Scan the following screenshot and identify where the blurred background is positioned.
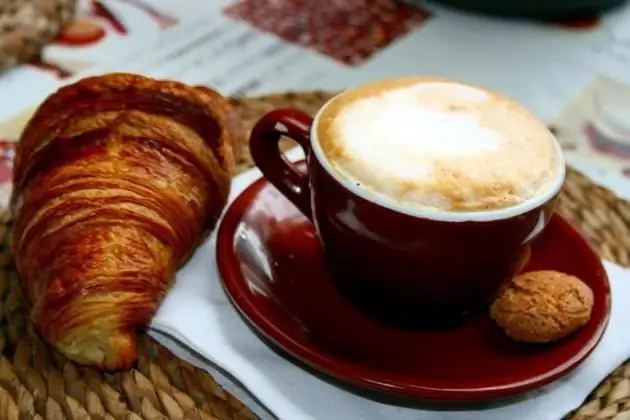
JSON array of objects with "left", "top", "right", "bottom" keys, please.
[{"left": 1, "top": 0, "right": 630, "bottom": 200}]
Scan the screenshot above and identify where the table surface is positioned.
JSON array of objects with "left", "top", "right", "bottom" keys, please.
[{"left": 2, "top": 1, "right": 630, "bottom": 419}]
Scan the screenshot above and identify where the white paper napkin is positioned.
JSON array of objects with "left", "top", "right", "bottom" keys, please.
[{"left": 149, "top": 148, "right": 630, "bottom": 420}]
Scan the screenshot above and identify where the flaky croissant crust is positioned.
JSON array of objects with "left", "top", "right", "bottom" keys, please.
[{"left": 11, "top": 73, "right": 240, "bottom": 370}]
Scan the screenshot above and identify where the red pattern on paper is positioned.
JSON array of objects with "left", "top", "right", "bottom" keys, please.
[
  {"left": 92, "top": 0, "right": 129, "bottom": 34},
  {"left": 28, "top": 61, "right": 74, "bottom": 79},
  {"left": 116, "top": 0, "right": 178, "bottom": 30},
  {"left": 55, "top": 19, "right": 107, "bottom": 46},
  {"left": 91, "top": 0, "right": 178, "bottom": 33},
  {"left": 224, "top": 0, "right": 432, "bottom": 66},
  {"left": 0, "top": 141, "right": 15, "bottom": 184},
  {"left": 552, "top": 16, "right": 601, "bottom": 30}
]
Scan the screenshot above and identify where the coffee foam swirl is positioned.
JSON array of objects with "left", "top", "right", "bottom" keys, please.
[{"left": 317, "top": 77, "right": 562, "bottom": 212}]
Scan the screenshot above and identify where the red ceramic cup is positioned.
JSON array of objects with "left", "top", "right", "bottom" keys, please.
[{"left": 249, "top": 106, "right": 566, "bottom": 327}]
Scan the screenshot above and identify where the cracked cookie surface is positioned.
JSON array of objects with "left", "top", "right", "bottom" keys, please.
[{"left": 490, "top": 270, "right": 594, "bottom": 343}]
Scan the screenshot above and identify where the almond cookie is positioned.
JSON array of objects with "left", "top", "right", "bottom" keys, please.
[{"left": 490, "top": 270, "right": 594, "bottom": 343}]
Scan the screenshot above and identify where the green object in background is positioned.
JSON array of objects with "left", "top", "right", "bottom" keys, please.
[{"left": 417, "top": 0, "right": 627, "bottom": 19}]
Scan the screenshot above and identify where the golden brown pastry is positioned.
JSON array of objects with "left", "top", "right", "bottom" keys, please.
[
  {"left": 490, "top": 270, "right": 594, "bottom": 343},
  {"left": 11, "top": 73, "right": 242, "bottom": 370}
]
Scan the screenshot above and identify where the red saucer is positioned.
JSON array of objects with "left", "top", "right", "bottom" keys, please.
[{"left": 216, "top": 173, "right": 611, "bottom": 402}]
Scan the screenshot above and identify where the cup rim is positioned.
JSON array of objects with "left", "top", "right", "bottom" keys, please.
[{"left": 309, "top": 90, "right": 567, "bottom": 223}]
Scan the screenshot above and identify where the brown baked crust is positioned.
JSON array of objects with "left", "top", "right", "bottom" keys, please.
[
  {"left": 490, "top": 270, "right": 594, "bottom": 343},
  {"left": 11, "top": 73, "right": 239, "bottom": 370}
]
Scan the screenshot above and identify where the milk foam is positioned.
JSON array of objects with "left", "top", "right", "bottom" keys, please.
[{"left": 317, "top": 78, "right": 562, "bottom": 212}]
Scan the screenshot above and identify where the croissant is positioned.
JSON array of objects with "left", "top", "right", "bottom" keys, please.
[{"left": 10, "top": 73, "right": 242, "bottom": 370}]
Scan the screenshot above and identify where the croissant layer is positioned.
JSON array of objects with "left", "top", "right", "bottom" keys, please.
[{"left": 11, "top": 73, "right": 240, "bottom": 370}]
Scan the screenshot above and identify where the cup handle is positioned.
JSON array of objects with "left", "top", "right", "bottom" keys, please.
[{"left": 249, "top": 108, "right": 313, "bottom": 219}]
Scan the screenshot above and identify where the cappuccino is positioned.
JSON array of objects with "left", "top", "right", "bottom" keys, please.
[{"left": 316, "top": 77, "right": 563, "bottom": 212}]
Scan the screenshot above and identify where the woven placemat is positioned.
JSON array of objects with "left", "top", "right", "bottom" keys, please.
[
  {"left": 0, "top": 91, "right": 628, "bottom": 419},
  {"left": 0, "top": 0, "right": 76, "bottom": 71}
]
